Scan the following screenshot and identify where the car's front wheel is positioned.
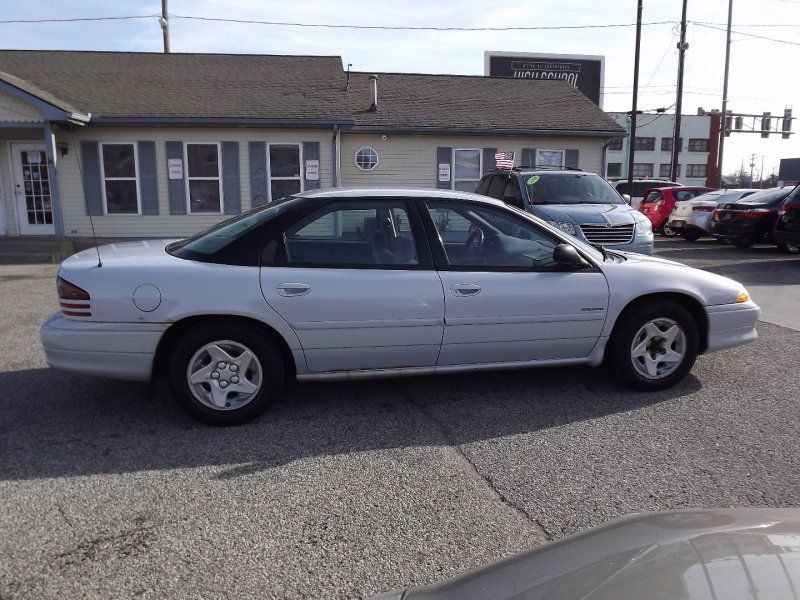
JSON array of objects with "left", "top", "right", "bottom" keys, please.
[
  {"left": 168, "top": 322, "right": 284, "bottom": 425},
  {"left": 609, "top": 301, "right": 699, "bottom": 391},
  {"left": 681, "top": 231, "right": 702, "bottom": 242}
]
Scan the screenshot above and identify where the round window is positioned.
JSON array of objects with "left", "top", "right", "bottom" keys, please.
[{"left": 355, "top": 147, "right": 379, "bottom": 171}]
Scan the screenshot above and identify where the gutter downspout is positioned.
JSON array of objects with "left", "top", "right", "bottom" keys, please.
[
  {"left": 332, "top": 124, "right": 341, "bottom": 187},
  {"left": 601, "top": 138, "right": 613, "bottom": 178}
]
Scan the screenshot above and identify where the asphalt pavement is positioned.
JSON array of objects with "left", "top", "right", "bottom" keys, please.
[{"left": 1, "top": 239, "right": 798, "bottom": 599}]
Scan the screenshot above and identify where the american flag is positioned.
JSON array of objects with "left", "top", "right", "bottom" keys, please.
[{"left": 494, "top": 151, "right": 515, "bottom": 170}]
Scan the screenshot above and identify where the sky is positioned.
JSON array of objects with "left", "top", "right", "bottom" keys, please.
[{"left": 2, "top": 0, "right": 799, "bottom": 177}]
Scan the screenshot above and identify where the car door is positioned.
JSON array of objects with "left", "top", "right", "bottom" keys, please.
[
  {"left": 260, "top": 198, "right": 444, "bottom": 373},
  {"left": 421, "top": 199, "right": 609, "bottom": 366}
]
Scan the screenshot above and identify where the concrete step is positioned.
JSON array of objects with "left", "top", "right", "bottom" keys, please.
[{"left": 0, "top": 251, "right": 62, "bottom": 264}]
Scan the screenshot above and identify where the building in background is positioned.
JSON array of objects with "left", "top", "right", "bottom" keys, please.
[
  {"left": 605, "top": 111, "right": 716, "bottom": 186},
  {"left": 778, "top": 158, "right": 800, "bottom": 187}
]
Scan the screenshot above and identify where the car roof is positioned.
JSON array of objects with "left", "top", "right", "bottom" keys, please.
[{"left": 296, "top": 187, "right": 506, "bottom": 207}]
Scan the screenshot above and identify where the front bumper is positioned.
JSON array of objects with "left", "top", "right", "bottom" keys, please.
[
  {"left": 40, "top": 314, "right": 168, "bottom": 381},
  {"left": 668, "top": 212, "right": 713, "bottom": 234},
  {"left": 705, "top": 300, "right": 760, "bottom": 353}
]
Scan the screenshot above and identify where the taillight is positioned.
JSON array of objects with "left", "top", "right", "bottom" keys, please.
[
  {"left": 736, "top": 209, "right": 771, "bottom": 220},
  {"left": 779, "top": 204, "right": 800, "bottom": 214},
  {"left": 57, "top": 276, "right": 91, "bottom": 317},
  {"left": 692, "top": 206, "right": 715, "bottom": 212},
  {"left": 713, "top": 209, "right": 722, "bottom": 218},
  {"left": 654, "top": 199, "right": 664, "bottom": 209}
]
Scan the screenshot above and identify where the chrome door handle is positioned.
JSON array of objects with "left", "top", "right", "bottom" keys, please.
[
  {"left": 450, "top": 284, "right": 481, "bottom": 297},
  {"left": 276, "top": 283, "right": 311, "bottom": 297}
]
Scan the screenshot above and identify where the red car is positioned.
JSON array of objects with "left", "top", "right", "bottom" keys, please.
[{"left": 640, "top": 186, "right": 715, "bottom": 236}]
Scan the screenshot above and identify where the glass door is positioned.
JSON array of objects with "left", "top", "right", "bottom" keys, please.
[{"left": 12, "top": 144, "right": 54, "bottom": 236}]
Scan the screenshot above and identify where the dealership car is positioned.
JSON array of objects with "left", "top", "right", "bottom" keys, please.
[
  {"left": 370, "top": 508, "right": 800, "bottom": 600},
  {"left": 42, "top": 189, "right": 759, "bottom": 425},
  {"left": 639, "top": 185, "right": 715, "bottom": 236},
  {"left": 610, "top": 178, "right": 680, "bottom": 210},
  {"left": 477, "top": 167, "right": 654, "bottom": 254},
  {"left": 773, "top": 184, "right": 800, "bottom": 252},
  {"left": 710, "top": 186, "right": 795, "bottom": 248},
  {"left": 668, "top": 188, "right": 757, "bottom": 241}
]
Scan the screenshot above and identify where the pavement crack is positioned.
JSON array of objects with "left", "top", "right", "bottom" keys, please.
[
  {"left": 55, "top": 500, "right": 75, "bottom": 529},
  {"left": 392, "top": 381, "right": 551, "bottom": 541}
]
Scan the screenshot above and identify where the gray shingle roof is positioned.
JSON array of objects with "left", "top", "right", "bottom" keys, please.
[
  {"left": 0, "top": 50, "right": 623, "bottom": 134},
  {"left": 0, "top": 50, "right": 349, "bottom": 121},
  {"left": 345, "top": 72, "right": 623, "bottom": 134}
]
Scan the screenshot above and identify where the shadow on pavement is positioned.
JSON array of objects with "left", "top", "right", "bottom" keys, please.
[{"left": 0, "top": 365, "right": 701, "bottom": 481}]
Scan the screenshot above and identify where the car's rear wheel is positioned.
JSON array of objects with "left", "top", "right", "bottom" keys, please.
[
  {"left": 660, "top": 222, "right": 678, "bottom": 237},
  {"left": 168, "top": 322, "right": 283, "bottom": 425},
  {"left": 777, "top": 243, "right": 799, "bottom": 254},
  {"left": 733, "top": 238, "right": 753, "bottom": 248},
  {"left": 609, "top": 301, "right": 699, "bottom": 391},
  {"left": 681, "top": 231, "right": 702, "bottom": 242}
]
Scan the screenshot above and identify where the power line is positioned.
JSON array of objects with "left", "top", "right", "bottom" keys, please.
[
  {"left": 168, "top": 14, "right": 677, "bottom": 31},
  {"left": 692, "top": 21, "right": 800, "bottom": 45},
  {"left": 0, "top": 14, "right": 158, "bottom": 24}
]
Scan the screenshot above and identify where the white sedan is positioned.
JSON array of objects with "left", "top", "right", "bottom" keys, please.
[{"left": 41, "top": 189, "right": 760, "bottom": 425}]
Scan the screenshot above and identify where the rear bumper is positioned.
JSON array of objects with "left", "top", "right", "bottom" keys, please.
[
  {"left": 704, "top": 301, "right": 760, "bottom": 353},
  {"left": 668, "top": 212, "right": 712, "bottom": 233},
  {"left": 40, "top": 314, "right": 167, "bottom": 381},
  {"left": 709, "top": 220, "right": 757, "bottom": 239}
]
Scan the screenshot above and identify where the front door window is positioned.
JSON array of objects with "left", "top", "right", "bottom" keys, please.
[{"left": 14, "top": 147, "right": 54, "bottom": 235}]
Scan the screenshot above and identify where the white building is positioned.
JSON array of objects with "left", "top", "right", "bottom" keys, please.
[{"left": 606, "top": 112, "right": 714, "bottom": 185}]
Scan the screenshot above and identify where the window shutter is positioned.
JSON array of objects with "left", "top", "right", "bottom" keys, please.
[
  {"left": 565, "top": 149, "right": 580, "bottom": 169},
  {"left": 483, "top": 148, "right": 497, "bottom": 174},
  {"left": 221, "top": 141, "right": 241, "bottom": 215},
  {"left": 79, "top": 141, "right": 103, "bottom": 216},
  {"left": 436, "top": 147, "right": 451, "bottom": 189},
  {"left": 249, "top": 142, "right": 267, "bottom": 207},
  {"left": 303, "top": 141, "right": 321, "bottom": 191},
  {"left": 521, "top": 148, "right": 536, "bottom": 167},
  {"left": 137, "top": 141, "right": 159, "bottom": 215},
  {"left": 165, "top": 141, "right": 186, "bottom": 215}
]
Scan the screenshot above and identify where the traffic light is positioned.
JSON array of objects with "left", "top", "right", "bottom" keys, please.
[
  {"left": 783, "top": 108, "right": 793, "bottom": 140},
  {"left": 734, "top": 115, "right": 743, "bottom": 130},
  {"left": 761, "top": 112, "right": 772, "bottom": 138},
  {"left": 725, "top": 112, "right": 732, "bottom": 137}
]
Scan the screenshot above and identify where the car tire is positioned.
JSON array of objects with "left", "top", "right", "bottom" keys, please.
[
  {"left": 167, "top": 322, "right": 284, "bottom": 425},
  {"left": 608, "top": 300, "right": 699, "bottom": 391},
  {"left": 681, "top": 231, "right": 702, "bottom": 242},
  {"left": 660, "top": 223, "right": 678, "bottom": 237},
  {"left": 777, "top": 243, "right": 799, "bottom": 254},
  {"left": 733, "top": 238, "right": 753, "bottom": 249}
]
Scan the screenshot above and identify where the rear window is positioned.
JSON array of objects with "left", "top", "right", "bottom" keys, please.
[
  {"left": 643, "top": 191, "right": 662, "bottom": 202},
  {"left": 738, "top": 188, "right": 792, "bottom": 205}
]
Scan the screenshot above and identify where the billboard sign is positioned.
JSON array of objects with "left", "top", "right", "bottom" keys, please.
[{"left": 484, "top": 51, "right": 605, "bottom": 106}]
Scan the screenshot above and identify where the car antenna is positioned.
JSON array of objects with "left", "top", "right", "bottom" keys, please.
[{"left": 70, "top": 129, "right": 102, "bottom": 268}]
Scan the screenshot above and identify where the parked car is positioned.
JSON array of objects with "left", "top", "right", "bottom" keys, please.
[
  {"left": 477, "top": 167, "right": 654, "bottom": 255},
  {"left": 370, "top": 508, "right": 800, "bottom": 600},
  {"left": 668, "top": 188, "right": 758, "bottom": 241},
  {"left": 42, "top": 189, "right": 759, "bottom": 425},
  {"left": 773, "top": 184, "right": 800, "bottom": 252},
  {"left": 710, "top": 186, "right": 795, "bottom": 248},
  {"left": 639, "top": 186, "right": 715, "bottom": 236},
  {"left": 609, "top": 178, "right": 680, "bottom": 210}
]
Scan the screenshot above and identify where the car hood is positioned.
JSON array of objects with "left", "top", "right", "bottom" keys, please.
[
  {"left": 372, "top": 509, "right": 800, "bottom": 600},
  {"left": 532, "top": 203, "right": 639, "bottom": 225}
]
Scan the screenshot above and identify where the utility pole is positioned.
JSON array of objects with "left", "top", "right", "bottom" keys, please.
[
  {"left": 627, "top": 0, "right": 643, "bottom": 194},
  {"left": 160, "top": 0, "right": 170, "bottom": 53},
  {"left": 749, "top": 153, "right": 756, "bottom": 188},
  {"left": 717, "top": 0, "right": 733, "bottom": 186},
  {"left": 670, "top": 0, "right": 689, "bottom": 182},
  {"left": 760, "top": 155, "right": 764, "bottom": 188}
]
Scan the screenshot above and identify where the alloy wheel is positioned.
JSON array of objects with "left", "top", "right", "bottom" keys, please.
[
  {"left": 630, "top": 318, "right": 687, "bottom": 380},
  {"left": 187, "top": 340, "right": 263, "bottom": 410}
]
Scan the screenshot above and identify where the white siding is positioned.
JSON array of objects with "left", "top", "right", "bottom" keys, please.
[
  {"left": 340, "top": 133, "right": 606, "bottom": 188},
  {"left": 0, "top": 128, "right": 46, "bottom": 236},
  {"left": 0, "top": 89, "right": 44, "bottom": 123},
  {"left": 55, "top": 127, "right": 334, "bottom": 239}
]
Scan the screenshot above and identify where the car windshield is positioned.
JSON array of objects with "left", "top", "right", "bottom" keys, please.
[
  {"left": 526, "top": 173, "right": 625, "bottom": 205},
  {"left": 168, "top": 195, "right": 299, "bottom": 256}
]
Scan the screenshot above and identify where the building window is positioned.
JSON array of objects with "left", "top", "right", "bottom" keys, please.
[
  {"left": 269, "top": 144, "right": 303, "bottom": 201},
  {"left": 634, "top": 137, "right": 655, "bottom": 151},
  {"left": 608, "top": 138, "right": 623, "bottom": 151},
  {"left": 687, "top": 164, "right": 707, "bottom": 178},
  {"left": 661, "top": 137, "right": 682, "bottom": 152},
  {"left": 659, "top": 164, "right": 680, "bottom": 178},
  {"left": 100, "top": 143, "right": 139, "bottom": 214},
  {"left": 453, "top": 148, "right": 482, "bottom": 192},
  {"left": 185, "top": 143, "right": 222, "bottom": 213},
  {"left": 537, "top": 149, "right": 565, "bottom": 167},
  {"left": 355, "top": 146, "right": 378, "bottom": 171},
  {"left": 632, "top": 163, "right": 654, "bottom": 178},
  {"left": 688, "top": 138, "right": 710, "bottom": 152},
  {"left": 607, "top": 162, "right": 622, "bottom": 178}
]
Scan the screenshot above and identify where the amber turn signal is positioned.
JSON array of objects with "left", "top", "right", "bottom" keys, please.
[{"left": 737, "top": 292, "right": 750, "bottom": 303}]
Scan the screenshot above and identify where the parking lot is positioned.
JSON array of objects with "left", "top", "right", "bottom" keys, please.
[{"left": 1, "top": 238, "right": 799, "bottom": 599}]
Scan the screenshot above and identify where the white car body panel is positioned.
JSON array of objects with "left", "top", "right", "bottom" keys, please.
[
  {"left": 41, "top": 188, "right": 760, "bottom": 384},
  {"left": 669, "top": 189, "right": 755, "bottom": 235}
]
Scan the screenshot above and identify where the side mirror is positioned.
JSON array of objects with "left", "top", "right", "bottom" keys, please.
[
  {"left": 553, "top": 243, "right": 586, "bottom": 268},
  {"left": 622, "top": 193, "right": 632, "bottom": 204}
]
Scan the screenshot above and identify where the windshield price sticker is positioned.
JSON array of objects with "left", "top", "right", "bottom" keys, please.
[{"left": 527, "top": 175, "right": 540, "bottom": 185}]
